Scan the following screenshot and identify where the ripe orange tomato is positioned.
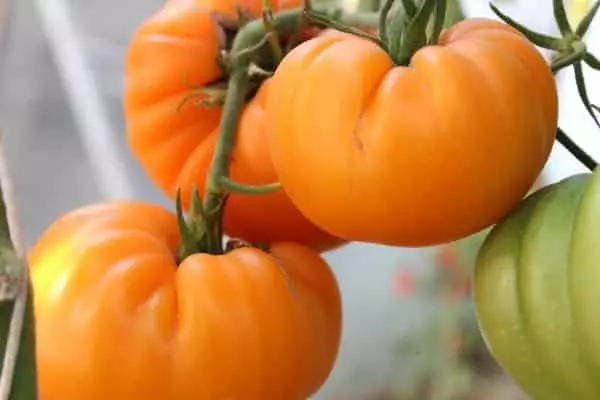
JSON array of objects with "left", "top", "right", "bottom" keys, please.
[
  {"left": 29, "top": 201, "right": 342, "bottom": 400},
  {"left": 124, "top": 0, "right": 342, "bottom": 250},
  {"left": 266, "top": 19, "right": 558, "bottom": 247}
]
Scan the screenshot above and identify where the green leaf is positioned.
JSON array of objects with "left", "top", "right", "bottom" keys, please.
[
  {"left": 189, "top": 186, "right": 205, "bottom": 220},
  {"left": 429, "top": 0, "right": 448, "bottom": 44},
  {"left": 394, "top": 0, "right": 439, "bottom": 64},
  {"left": 553, "top": 0, "right": 573, "bottom": 35},
  {"left": 584, "top": 52, "right": 600, "bottom": 70},
  {"left": 401, "top": 0, "right": 418, "bottom": 18},
  {"left": 175, "top": 189, "right": 200, "bottom": 262},
  {"left": 444, "top": 0, "right": 465, "bottom": 28},
  {"left": 574, "top": 61, "right": 600, "bottom": 129},
  {"left": 379, "top": 0, "right": 395, "bottom": 44},
  {"left": 490, "top": 3, "right": 564, "bottom": 50},
  {"left": 576, "top": 0, "right": 600, "bottom": 37}
]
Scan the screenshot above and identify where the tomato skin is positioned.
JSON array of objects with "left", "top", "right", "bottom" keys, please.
[
  {"left": 475, "top": 170, "right": 600, "bottom": 399},
  {"left": 124, "top": 0, "right": 342, "bottom": 250},
  {"left": 29, "top": 201, "right": 342, "bottom": 400},
  {"left": 266, "top": 18, "right": 558, "bottom": 247}
]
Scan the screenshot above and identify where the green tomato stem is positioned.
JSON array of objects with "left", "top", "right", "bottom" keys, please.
[
  {"left": 573, "top": 61, "right": 600, "bottom": 129},
  {"left": 305, "top": 10, "right": 385, "bottom": 46},
  {"left": 202, "top": 67, "right": 249, "bottom": 249},
  {"left": 576, "top": 0, "right": 600, "bottom": 37},
  {"left": 202, "top": 7, "right": 378, "bottom": 253},
  {"left": 556, "top": 128, "right": 597, "bottom": 171},
  {"left": 261, "top": 0, "right": 284, "bottom": 63},
  {"left": 550, "top": 64, "right": 598, "bottom": 172},
  {"left": 204, "top": 11, "right": 303, "bottom": 213},
  {"left": 553, "top": 0, "right": 573, "bottom": 36},
  {"left": 175, "top": 189, "right": 203, "bottom": 261},
  {"left": 584, "top": 52, "right": 600, "bottom": 70},
  {"left": 221, "top": 178, "right": 282, "bottom": 195},
  {"left": 490, "top": 3, "right": 566, "bottom": 51},
  {"left": 550, "top": 44, "right": 586, "bottom": 73}
]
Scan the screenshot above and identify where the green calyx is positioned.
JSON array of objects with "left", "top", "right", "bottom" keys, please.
[
  {"left": 306, "top": 0, "right": 453, "bottom": 66},
  {"left": 385, "top": 0, "right": 438, "bottom": 65},
  {"left": 491, "top": 0, "right": 600, "bottom": 129},
  {"left": 174, "top": 187, "right": 273, "bottom": 262},
  {"left": 382, "top": 0, "right": 462, "bottom": 64},
  {"left": 176, "top": 187, "right": 224, "bottom": 260},
  {"left": 187, "top": 4, "right": 381, "bottom": 110}
]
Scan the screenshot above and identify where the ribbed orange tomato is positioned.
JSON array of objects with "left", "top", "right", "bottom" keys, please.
[
  {"left": 124, "top": 0, "right": 342, "bottom": 250},
  {"left": 266, "top": 19, "right": 558, "bottom": 247},
  {"left": 30, "top": 201, "right": 342, "bottom": 399}
]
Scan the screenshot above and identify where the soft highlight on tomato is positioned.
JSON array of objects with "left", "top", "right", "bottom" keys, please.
[
  {"left": 29, "top": 201, "right": 342, "bottom": 400},
  {"left": 266, "top": 18, "right": 558, "bottom": 247},
  {"left": 124, "top": 0, "right": 342, "bottom": 250}
]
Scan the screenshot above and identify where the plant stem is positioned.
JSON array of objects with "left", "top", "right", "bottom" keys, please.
[
  {"left": 221, "top": 178, "right": 281, "bottom": 194},
  {"left": 262, "top": 0, "right": 284, "bottom": 63},
  {"left": 0, "top": 134, "right": 36, "bottom": 400},
  {"left": 201, "top": 9, "right": 323, "bottom": 251},
  {"left": 306, "top": 10, "right": 384, "bottom": 46},
  {"left": 204, "top": 67, "right": 250, "bottom": 204},
  {"left": 556, "top": 127, "right": 597, "bottom": 170},
  {"left": 547, "top": 49, "right": 598, "bottom": 172}
]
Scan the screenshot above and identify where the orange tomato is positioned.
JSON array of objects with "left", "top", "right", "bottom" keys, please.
[
  {"left": 30, "top": 201, "right": 342, "bottom": 399},
  {"left": 266, "top": 19, "right": 558, "bottom": 247},
  {"left": 124, "top": 0, "right": 342, "bottom": 250}
]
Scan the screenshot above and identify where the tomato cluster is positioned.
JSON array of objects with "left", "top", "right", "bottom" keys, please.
[{"left": 26, "top": 0, "right": 574, "bottom": 398}]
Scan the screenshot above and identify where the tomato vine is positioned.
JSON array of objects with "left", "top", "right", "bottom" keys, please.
[{"left": 176, "top": 5, "right": 380, "bottom": 256}]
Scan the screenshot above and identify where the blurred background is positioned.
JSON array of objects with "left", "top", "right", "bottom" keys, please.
[{"left": 0, "top": 0, "right": 598, "bottom": 398}]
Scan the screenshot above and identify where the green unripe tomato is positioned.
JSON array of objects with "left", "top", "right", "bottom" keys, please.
[{"left": 475, "top": 170, "right": 600, "bottom": 400}]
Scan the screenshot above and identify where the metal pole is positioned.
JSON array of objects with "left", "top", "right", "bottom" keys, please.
[{"left": 32, "top": 0, "right": 135, "bottom": 199}]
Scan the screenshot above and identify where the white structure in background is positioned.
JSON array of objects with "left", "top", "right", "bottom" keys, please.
[{"left": 33, "top": 0, "right": 134, "bottom": 200}]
